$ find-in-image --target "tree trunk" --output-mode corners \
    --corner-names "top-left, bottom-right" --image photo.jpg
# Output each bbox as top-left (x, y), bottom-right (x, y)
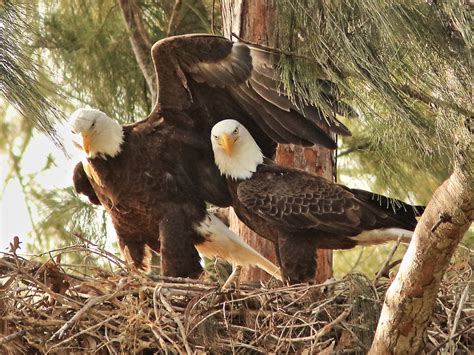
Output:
top-left (117, 0), bottom-right (156, 106)
top-left (369, 168), bottom-right (473, 354)
top-left (221, 0), bottom-right (333, 283)
top-left (221, 0), bottom-right (279, 283)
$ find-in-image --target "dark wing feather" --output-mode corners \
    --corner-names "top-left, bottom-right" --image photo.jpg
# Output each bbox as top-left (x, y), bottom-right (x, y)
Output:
top-left (150, 34), bottom-right (353, 147)
top-left (232, 84), bottom-right (313, 146)
top-left (237, 168), bottom-right (369, 235)
top-left (230, 85), bottom-right (293, 144)
top-left (347, 188), bottom-right (424, 230)
top-left (72, 162), bottom-right (100, 205)
top-left (238, 165), bottom-right (422, 236)
top-left (248, 48), bottom-right (353, 136)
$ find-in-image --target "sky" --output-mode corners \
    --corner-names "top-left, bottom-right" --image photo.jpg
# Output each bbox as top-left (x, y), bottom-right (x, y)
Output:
top-left (0, 107), bottom-right (83, 253)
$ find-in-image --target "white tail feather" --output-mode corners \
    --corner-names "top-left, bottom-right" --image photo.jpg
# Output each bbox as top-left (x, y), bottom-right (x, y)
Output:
top-left (350, 228), bottom-right (413, 245)
top-left (195, 213), bottom-right (282, 281)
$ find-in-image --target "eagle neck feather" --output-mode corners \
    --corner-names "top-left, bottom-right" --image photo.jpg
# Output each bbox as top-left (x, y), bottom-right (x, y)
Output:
top-left (89, 123), bottom-right (124, 159)
top-left (215, 138), bottom-right (263, 180)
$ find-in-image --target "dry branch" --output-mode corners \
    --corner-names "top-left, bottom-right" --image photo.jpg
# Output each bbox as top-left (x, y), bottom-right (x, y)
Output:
top-left (370, 168), bottom-right (473, 354)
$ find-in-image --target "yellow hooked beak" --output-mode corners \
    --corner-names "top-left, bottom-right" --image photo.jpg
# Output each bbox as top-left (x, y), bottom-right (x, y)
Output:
top-left (81, 133), bottom-right (91, 155)
top-left (220, 133), bottom-right (234, 156)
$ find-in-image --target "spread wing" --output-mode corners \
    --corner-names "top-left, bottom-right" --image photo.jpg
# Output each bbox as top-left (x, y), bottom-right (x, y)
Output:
top-left (237, 167), bottom-right (407, 236)
top-left (72, 162), bottom-right (100, 205)
top-left (150, 34), bottom-right (354, 149)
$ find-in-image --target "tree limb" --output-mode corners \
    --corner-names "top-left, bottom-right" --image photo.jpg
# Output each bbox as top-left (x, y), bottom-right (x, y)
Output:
top-left (399, 84), bottom-right (474, 118)
top-left (369, 167), bottom-right (473, 354)
top-left (117, 0), bottom-right (156, 106)
top-left (337, 142), bottom-right (370, 158)
top-left (166, 0), bottom-right (182, 36)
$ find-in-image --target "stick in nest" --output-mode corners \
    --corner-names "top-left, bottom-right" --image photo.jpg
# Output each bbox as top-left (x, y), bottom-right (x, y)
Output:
top-left (0, 330), bottom-right (27, 346)
top-left (156, 286), bottom-right (193, 355)
top-left (49, 293), bottom-right (116, 340)
top-left (374, 236), bottom-right (402, 283)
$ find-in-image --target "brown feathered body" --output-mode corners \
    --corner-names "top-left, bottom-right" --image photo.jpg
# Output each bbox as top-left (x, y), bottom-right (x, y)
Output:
top-left (73, 34), bottom-right (354, 277)
top-left (227, 160), bottom-right (424, 283)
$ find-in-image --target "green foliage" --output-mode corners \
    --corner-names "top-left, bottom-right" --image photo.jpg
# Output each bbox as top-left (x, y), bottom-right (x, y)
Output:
top-left (39, 0), bottom-right (149, 121)
top-left (37, 0), bottom-right (213, 121)
top-left (0, 1), bottom-right (63, 143)
top-left (276, 0), bottom-right (472, 203)
top-left (142, 0), bottom-right (212, 36)
top-left (29, 186), bottom-right (108, 264)
top-left (33, 187), bottom-right (107, 244)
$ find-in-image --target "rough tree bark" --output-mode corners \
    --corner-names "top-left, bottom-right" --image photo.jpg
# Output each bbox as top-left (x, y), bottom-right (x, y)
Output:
top-left (221, 0), bottom-right (279, 283)
top-left (117, 0), bottom-right (157, 105)
top-left (221, 0), bottom-right (333, 283)
top-left (369, 167), bottom-right (473, 354)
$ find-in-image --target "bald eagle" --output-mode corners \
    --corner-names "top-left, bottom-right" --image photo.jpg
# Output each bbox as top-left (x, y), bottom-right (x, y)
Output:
top-left (70, 34), bottom-right (353, 278)
top-left (71, 109), bottom-right (282, 283)
top-left (211, 119), bottom-right (424, 284)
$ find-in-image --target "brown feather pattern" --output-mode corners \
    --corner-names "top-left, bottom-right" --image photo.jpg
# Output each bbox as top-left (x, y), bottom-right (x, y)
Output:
top-left (228, 161), bottom-right (424, 283)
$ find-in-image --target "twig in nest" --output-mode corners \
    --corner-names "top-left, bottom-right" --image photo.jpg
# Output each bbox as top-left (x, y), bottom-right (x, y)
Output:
top-left (187, 309), bottom-right (222, 337)
top-left (49, 314), bottom-right (122, 352)
top-left (428, 325), bottom-right (474, 355)
top-left (9, 236), bottom-right (21, 255)
top-left (382, 259), bottom-right (402, 278)
top-left (157, 286), bottom-right (192, 355)
top-left (314, 306), bottom-right (352, 342)
top-left (73, 233), bottom-right (127, 271)
top-left (49, 293), bottom-right (116, 340)
top-left (148, 274), bottom-right (215, 286)
top-left (0, 330), bottom-right (27, 345)
top-left (449, 281), bottom-right (470, 338)
top-left (269, 306), bottom-right (352, 343)
top-left (374, 236), bottom-right (402, 284)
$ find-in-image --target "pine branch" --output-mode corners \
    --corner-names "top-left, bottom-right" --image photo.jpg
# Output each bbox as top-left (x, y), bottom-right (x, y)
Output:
top-left (166, 0), bottom-right (183, 36)
top-left (0, 124), bottom-right (33, 199)
top-left (0, 1), bottom-right (63, 146)
top-left (275, 0), bottom-right (471, 199)
top-left (399, 84), bottom-right (474, 118)
top-left (337, 142), bottom-right (370, 158)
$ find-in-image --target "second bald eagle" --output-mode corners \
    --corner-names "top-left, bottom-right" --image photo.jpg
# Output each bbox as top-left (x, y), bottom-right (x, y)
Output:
top-left (211, 120), bottom-right (424, 284)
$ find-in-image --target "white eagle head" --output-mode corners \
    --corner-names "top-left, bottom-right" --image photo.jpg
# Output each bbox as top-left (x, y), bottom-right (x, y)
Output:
top-left (69, 108), bottom-right (123, 159)
top-left (211, 119), bottom-right (263, 180)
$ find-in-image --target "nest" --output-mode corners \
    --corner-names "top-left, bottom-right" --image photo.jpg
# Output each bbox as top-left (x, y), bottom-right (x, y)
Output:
top-left (0, 240), bottom-right (472, 354)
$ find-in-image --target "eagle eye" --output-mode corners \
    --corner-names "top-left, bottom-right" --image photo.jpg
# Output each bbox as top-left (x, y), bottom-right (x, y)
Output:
top-left (232, 127), bottom-right (239, 135)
